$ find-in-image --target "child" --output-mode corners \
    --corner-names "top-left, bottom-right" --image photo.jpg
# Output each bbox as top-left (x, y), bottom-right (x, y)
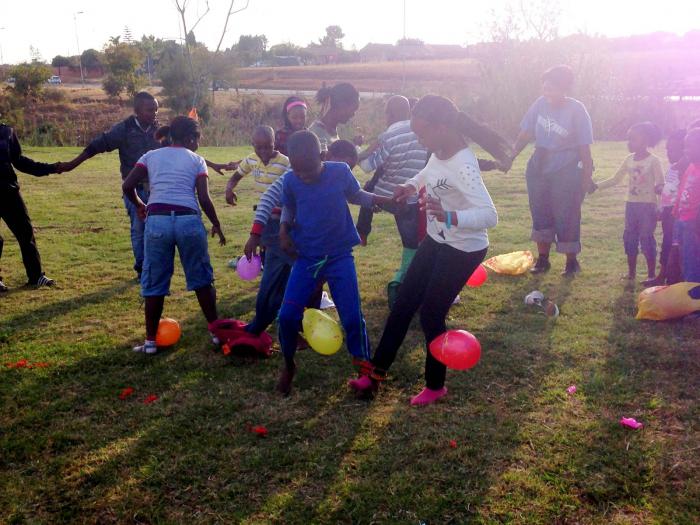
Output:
top-left (597, 122), bottom-right (664, 281)
top-left (647, 129), bottom-right (688, 286)
top-left (674, 128), bottom-right (700, 282)
top-left (275, 131), bottom-right (390, 395)
top-left (0, 124), bottom-right (67, 291)
top-left (225, 126), bottom-right (290, 205)
top-left (122, 116), bottom-right (226, 354)
top-left (242, 140), bottom-right (359, 338)
top-left (275, 96), bottom-right (308, 156)
top-left (349, 95), bottom-right (507, 406)
top-left (309, 83), bottom-right (362, 152)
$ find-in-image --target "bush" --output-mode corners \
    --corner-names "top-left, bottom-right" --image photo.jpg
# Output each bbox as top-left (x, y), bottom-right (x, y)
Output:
top-left (10, 62), bottom-right (52, 98)
top-left (102, 41), bottom-right (145, 98)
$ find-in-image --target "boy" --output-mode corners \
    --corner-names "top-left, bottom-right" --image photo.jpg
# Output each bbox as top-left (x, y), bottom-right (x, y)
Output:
top-left (240, 140), bottom-right (358, 343)
top-left (0, 123), bottom-right (67, 291)
top-left (61, 92), bottom-right (231, 279)
top-left (225, 126), bottom-right (290, 205)
top-left (275, 131), bottom-right (390, 395)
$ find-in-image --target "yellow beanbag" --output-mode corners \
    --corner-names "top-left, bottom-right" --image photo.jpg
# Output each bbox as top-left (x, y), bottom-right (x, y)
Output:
top-left (636, 282), bottom-right (700, 321)
top-left (483, 250), bottom-right (535, 275)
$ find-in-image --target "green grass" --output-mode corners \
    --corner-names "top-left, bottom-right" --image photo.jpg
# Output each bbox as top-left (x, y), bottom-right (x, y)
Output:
top-left (1, 144), bottom-right (699, 524)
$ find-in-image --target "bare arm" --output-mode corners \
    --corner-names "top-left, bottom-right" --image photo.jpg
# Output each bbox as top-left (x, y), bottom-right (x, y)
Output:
top-left (578, 144), bottom-right (594, 194)
top-left (196, 176), bottom-right (226, 245)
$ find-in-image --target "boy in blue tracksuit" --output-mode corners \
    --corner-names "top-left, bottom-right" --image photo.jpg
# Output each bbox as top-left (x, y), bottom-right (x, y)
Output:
top-left (276, 131), bottom-right (391, 395)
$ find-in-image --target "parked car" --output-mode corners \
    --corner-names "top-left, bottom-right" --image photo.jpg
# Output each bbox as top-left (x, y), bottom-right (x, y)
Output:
top-left (47, 75), bottom-right (62, 85)
top-left (5, 77), bottom-right (16, 84)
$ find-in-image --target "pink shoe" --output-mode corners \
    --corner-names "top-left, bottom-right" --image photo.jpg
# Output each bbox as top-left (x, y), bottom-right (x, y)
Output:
top-left (348, 375), bottom-right (374, 392)
top-left (410, 386), bottom-right (448, 406)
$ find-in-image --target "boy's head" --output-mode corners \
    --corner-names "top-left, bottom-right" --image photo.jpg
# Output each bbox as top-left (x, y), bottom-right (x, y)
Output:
top-left (327, 139), bottom-right (358, 169)
top-left (627, 121), bottom-right (661, 153)
top-left (288, 131), bottom-right (323, 183)
top-left (541, 65), bottom-right (574, 105)
top-left (666, 129), bottom-right (687, 164)
top-left (252, 125), bottom-right (275, 163)
top-left (684, 128), bottom-right (700, 165)
top-left (385, 95), bottom-right (411, 127)
top-left (134, 92), bottom-right (158, 126)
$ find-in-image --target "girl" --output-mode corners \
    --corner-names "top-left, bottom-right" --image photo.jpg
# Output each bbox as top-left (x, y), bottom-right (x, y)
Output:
top-left (122, 116), bottom-right (226, 354)
top-left (674, 128), bottom-right (700, 283)
top-left (504, 65), bottom-right (594, 276)
top-left (275, 96), bottom-right (308, 156)
top-left (596, 122), bottom-right (664, 282)
top-left (308, 83), bottom-right (362, 152)
top-left (349, 95), bottom-right (510, 406)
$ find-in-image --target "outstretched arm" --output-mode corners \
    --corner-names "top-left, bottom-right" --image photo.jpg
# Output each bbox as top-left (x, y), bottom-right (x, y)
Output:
top-left (8, 130), bottom-right (59, 176)
top-left (196, 176), bottom-right (225, 245)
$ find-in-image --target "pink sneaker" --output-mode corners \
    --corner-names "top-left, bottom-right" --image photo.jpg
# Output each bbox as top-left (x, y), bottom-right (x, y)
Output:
top-left (410, 386), bottom-right (448, 406)
top-left (348, 375), bottom-right (374, 392)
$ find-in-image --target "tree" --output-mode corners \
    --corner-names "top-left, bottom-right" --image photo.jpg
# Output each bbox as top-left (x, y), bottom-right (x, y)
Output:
top-left (319, 25), bottom-right (344, 48)
top-left (10, 62), bottom-right (53, 97)
top-left (81, 49), bottom-right (102, 68)
top-left (102, 40), bottom-right (145, 98)
top-left (235, 34), bottom-right (268, 66)
top-left (269, 42), bottom-right (301, 57)
top-left (51, 55), bottom-right (72, 75)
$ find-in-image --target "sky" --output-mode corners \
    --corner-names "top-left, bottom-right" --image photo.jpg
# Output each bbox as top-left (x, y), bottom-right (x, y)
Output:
top-left (1, 0), bottom-right (699, 64)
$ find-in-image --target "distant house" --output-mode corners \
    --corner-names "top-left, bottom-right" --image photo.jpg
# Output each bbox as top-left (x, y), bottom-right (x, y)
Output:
top-left (305, 46), bottom-right (342, 65)
top-left (359, 43), bottom-right (396, 62)
top-left (273, 56), bottom-right (302, 67)
top-left (359, 42), bottom-right (469, 62)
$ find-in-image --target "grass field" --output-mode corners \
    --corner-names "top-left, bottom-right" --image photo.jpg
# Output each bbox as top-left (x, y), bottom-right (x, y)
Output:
top-left (1, 144), bottom-right (699, 524)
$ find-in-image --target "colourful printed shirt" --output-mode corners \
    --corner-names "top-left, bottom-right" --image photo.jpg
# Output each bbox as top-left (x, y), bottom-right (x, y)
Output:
top-left (236, 151), bottom-right (290, 193)
top-left (598, 153), bottom-right (664, 203)
top-left (675, 163), bottom-right (700, 222)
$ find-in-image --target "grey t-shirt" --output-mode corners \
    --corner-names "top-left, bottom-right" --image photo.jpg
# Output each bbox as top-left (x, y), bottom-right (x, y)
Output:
top-left (308, 120), bottom-right (339, 152)
top-left (520, 96), bottom-right (593, 174)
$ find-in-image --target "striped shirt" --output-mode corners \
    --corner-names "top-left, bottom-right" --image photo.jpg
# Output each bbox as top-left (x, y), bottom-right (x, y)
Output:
top-left (251, 173), bottom-right (287, 234)
top-left (359, 120), bottom-right (428, 200)
top-left (237, 151), bottom-right (290, 193)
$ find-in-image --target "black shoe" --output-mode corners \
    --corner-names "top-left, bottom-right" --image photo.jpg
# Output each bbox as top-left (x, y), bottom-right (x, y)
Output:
top-left (0, 279), bottom-right (8, 293)
top-left (530, 257), bottom-right (551, 274)
top-left (562, 260), bottom-right (581, 277)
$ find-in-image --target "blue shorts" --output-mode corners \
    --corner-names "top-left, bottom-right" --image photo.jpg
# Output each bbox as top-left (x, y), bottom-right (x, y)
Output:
top-left (141, 213), bottom-right (214, 297)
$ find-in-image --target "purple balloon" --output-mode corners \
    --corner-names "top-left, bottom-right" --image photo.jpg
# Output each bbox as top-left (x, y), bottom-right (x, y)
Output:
top-left (237, 255), bottom-right (262, 280)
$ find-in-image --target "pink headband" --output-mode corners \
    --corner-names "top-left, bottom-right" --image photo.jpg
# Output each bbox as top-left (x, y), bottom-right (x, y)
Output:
top-left (286, 100), bottom-right (307, 112)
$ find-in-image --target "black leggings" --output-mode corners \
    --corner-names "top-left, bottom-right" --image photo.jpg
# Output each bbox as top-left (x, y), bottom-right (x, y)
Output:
top-left (371, 236), bottom-right (487, 389)
top-left (0, 189), bottom-right (43, 283)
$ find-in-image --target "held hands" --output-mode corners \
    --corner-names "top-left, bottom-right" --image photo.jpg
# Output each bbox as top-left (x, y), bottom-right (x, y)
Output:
top-left (244, 234), bottom-right (261, 260)
top-left (54, 160), bottom-right (78, 174)
top-left (208, 161), bottom-right (240, 176)
top-left (393, 184), bottom-right (417, 203)
top-left (211, 224), bottom-right (226, 246)
top-left (420, 194), bottom-right (450, 223)
top-left (279, 229), bottom-right (297, 257)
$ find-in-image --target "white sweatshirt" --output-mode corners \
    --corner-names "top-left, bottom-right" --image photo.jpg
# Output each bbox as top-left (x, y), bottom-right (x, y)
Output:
top-left (407, 147), bottom-right (498, 252)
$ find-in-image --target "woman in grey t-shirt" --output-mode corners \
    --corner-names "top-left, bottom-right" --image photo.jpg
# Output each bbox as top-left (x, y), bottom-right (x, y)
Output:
top-left (504, 65), bottom-right (594, 276)
top-left (308, 83), bottom-right (361, 153)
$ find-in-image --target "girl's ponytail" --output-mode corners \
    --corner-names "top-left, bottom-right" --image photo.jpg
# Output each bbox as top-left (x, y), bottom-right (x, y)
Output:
top-left (315, 82), bottom-right (359, 113)
top-left (454, 111), bottom-right (512, 163)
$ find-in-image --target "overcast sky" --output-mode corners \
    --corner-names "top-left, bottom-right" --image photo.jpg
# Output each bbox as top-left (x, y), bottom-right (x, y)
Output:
top-left (2, 0), bottom-right (699, 64)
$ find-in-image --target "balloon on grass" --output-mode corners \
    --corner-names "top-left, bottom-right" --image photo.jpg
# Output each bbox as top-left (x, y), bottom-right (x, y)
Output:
top-left (156, 318), bottom-right (181, 347)
top-left (466, 264), bottom-right (488, 287)
top-left (429, 329), bottom-right (481, 370)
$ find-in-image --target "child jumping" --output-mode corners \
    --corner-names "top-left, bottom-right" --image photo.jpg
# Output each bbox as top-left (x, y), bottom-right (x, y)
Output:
top-left (596, 122), bottom-right (664, 282)
top-left (242, 140), bottom-right (359, 338)
top-left (349, 95), bottom-right (509, 406)
top-left (275, 96), bottom-right (308, 156)
top-left (225, 125), bottom-right (290, 205)
top-left (275, 131), bottom-right (390, 395)
top-left (122, 116), bottom-right (226, 354)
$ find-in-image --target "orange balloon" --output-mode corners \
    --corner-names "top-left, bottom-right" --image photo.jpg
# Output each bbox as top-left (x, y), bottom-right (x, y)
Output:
top-left (429, 330), bottom-right (481, 370)
top-left (156, 318), bottom-right (181, 347)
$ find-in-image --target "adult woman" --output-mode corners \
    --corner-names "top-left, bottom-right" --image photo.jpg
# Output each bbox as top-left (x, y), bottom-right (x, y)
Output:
top-left (308, 83), bottom-right (361, 152)
top-left (504, 65), bottom-right (594, 276)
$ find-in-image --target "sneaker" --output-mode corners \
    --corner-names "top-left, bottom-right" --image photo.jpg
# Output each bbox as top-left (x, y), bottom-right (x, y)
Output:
top-left (276, 363), bottom-right (296, 396)
top-left (348, 375), bottom-right (376, 393)
top-left (562, 260), bottom-right (581, 277)
top-left (32, 275), bottom-right (56, 288)
top-left (410, 386), bottom-right (448, 406)
top-left (133, 340), bottom-right (158, 355)
top-left (320, 291), bottom-right (335, 310)
top-left (210, 332), bottom-right (221, 346)
top-left (530, 257), bottom-right (551, 274)
top-left (0, 279), bottom-right (7, 293)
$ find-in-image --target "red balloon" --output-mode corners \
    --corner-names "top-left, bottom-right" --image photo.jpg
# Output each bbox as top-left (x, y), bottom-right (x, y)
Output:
top-left (466, 264), bottom-right (488, 287)
top-left (429, 330), bottom-right (481, 370)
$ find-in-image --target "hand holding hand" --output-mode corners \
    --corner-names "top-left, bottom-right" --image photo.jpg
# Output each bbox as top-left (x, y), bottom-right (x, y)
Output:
top-left (393, 184), bottom-right (417, 203)
top-left (420, 194), bottom-right (447, 223)
top-left (279, 230), bottom-right (296, 257)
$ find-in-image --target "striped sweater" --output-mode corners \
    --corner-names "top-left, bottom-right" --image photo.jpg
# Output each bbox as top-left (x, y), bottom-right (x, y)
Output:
top-left (359, 120), bottom-right (428, 200)
top-left (250, 173), bottom-right (287, 235)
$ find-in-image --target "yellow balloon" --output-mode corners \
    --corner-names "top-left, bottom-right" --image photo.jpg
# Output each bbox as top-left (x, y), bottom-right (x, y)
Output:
top-left (636, 282), bottom-right (700, 320)
top-left (483, 250), bottom-right (535, 275)
top-left (302, 308), bottom-right (344, 355)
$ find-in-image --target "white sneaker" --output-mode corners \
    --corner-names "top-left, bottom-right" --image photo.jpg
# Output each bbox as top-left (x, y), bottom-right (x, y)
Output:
top-left (210, 332), bottom-right (221, 345)
top-left (452, 294), bottom-right (461, 305)
top-left (133, 340), bottom-right (158, 354)
top-left (320, 291), bottom-right (336, 310)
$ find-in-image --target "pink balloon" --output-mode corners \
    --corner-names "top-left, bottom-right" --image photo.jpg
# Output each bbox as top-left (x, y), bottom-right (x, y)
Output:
top-left (237, 255), bottom-right (261, 280)
top-left (429, 330), bottom-right (481, 370)
top-left (466, 264), bottom-right (488, 287)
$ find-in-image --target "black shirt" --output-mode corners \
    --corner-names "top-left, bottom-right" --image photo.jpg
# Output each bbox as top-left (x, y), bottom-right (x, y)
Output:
top-left (0, 124), bottom-right (57, 192)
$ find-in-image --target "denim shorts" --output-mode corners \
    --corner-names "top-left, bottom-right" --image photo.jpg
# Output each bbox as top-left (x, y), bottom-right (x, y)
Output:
top-left (623, 202), bottom-right (657, 257)
top-left (141, 213), bottom-right (214, 297)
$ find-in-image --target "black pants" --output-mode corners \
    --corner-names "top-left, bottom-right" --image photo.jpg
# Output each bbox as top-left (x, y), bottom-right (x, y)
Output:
top-left (659, 206), bottom-right (675, 267)
top-left (0, 189), bottom-right (43, 283)
top-left (371, 236), bottom-right (487, 389)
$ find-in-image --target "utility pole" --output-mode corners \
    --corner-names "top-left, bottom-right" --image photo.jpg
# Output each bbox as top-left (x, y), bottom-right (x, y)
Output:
top-left (0, 27), bottom-right (5, 65)
top-left (73, 11), bottom-right (85, 85)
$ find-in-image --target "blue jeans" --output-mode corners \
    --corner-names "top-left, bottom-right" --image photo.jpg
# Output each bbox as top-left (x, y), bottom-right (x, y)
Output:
top-left (278, 252), bottom-right (370, 365)
top-left (679, 220), bottom-right (700, 282)
top-left (141, 213), bottom-right (214, 297)
top-left (246, 220), bottom-right (296, 335)
top-left (123, 185), bottom-right (149, 273)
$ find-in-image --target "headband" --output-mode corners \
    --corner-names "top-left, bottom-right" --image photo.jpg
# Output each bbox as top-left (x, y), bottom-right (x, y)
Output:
top-left (286, 100), bottom-right (307, 112)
